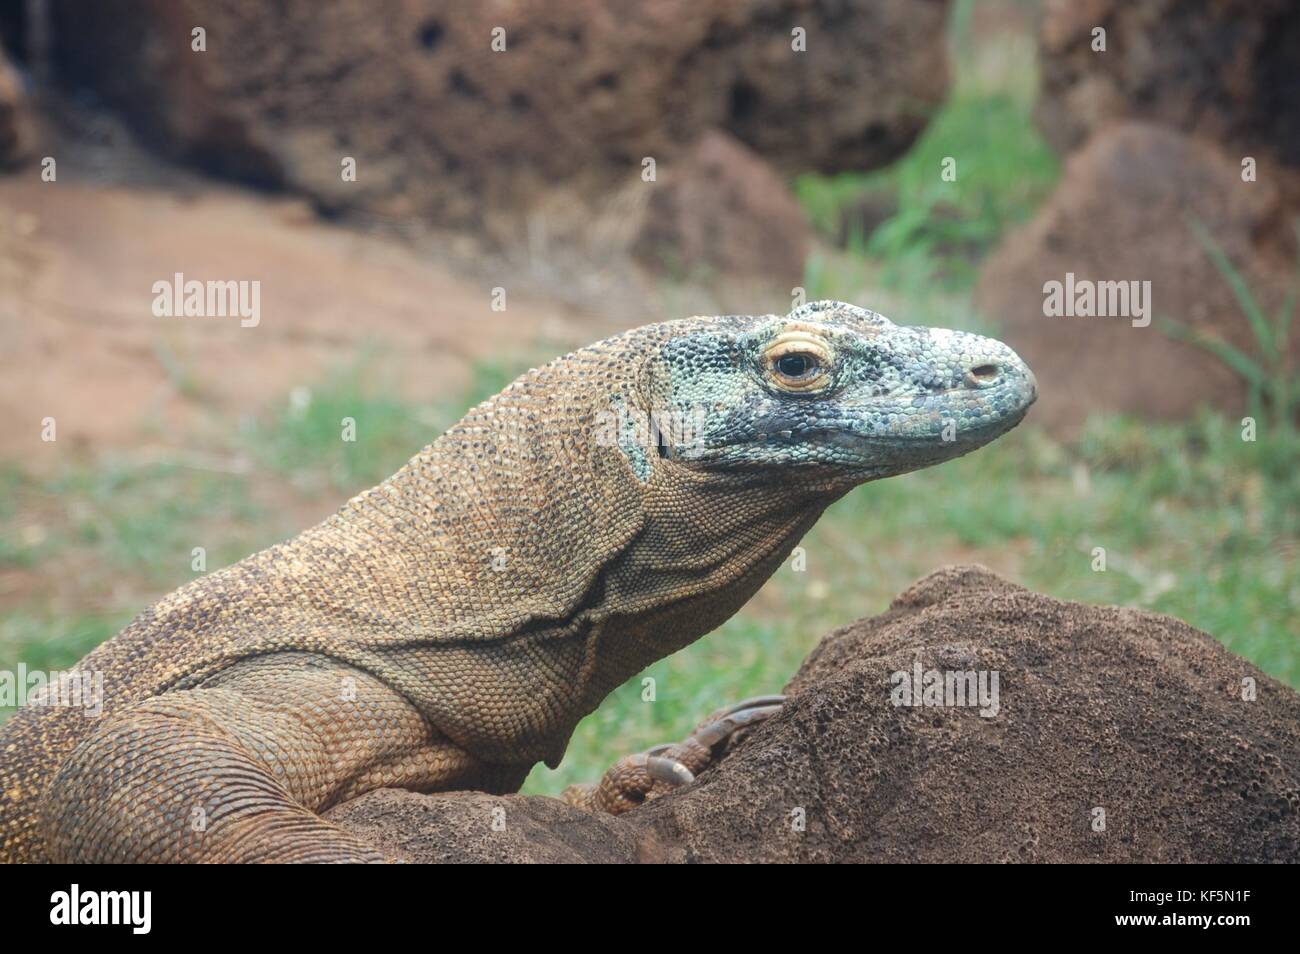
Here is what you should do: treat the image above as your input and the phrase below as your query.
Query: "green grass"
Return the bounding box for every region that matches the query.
[1160,219,1298,439]
[244,362,445,492]
[243,352,539,492]
[796,0,1058,297]
[0,613,128,678]
[59,464,260,580]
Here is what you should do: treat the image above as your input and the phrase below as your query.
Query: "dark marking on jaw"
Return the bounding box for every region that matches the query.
[652,417,673,460]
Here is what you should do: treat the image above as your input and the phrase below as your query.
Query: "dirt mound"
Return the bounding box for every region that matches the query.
[633,131,811,283]
[329,566,1300,862]
[43,0,947,237]
[326,790,642,864]
[976,122,1297,432]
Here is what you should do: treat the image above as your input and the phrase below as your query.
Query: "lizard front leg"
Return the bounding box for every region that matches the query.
[563,695,785,814]
[42,654,486,863]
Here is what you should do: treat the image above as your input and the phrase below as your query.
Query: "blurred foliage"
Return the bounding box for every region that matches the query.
[1160,219,1298,444]
[243,357,445,491]
[796,0,1058,293]
[240,351,538,492]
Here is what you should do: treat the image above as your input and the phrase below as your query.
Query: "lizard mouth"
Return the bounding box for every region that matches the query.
[672,408,1029,469]
[854,405,1032,446]
[801,389,1034,449]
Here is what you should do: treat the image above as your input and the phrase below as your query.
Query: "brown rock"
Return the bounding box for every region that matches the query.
[330,565,1300,863]
[975,122,1297,432]
[707,0,952,175]
[48,0,949,229]
[632,131,812,282]
[1035,0,1300,166]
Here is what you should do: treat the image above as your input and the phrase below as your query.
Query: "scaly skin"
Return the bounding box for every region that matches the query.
[0,300,1035,862]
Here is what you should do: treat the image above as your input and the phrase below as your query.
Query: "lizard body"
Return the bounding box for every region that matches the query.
[0,301,1035,862]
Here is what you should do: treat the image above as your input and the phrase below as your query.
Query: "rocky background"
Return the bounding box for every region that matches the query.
[7,0,948,285]
[978,0,1300,430]
[4,0,1298,434]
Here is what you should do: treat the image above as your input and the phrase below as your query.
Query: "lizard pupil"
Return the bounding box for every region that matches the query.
[776,353,814,378]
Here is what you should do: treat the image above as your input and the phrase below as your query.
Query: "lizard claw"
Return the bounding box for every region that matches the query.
[562,695,785,815]
[560,749,695,815]
[691,694,786,752]
[707,694,788,719]
[644,754,696,786]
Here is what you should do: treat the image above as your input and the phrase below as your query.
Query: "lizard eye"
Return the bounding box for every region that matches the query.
[776,353,816,378]
[764,331,832,392]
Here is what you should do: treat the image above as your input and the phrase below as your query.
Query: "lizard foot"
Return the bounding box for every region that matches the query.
[561,695,785,815]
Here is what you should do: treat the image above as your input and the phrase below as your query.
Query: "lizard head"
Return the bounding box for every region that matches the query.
[644,300,1036,487]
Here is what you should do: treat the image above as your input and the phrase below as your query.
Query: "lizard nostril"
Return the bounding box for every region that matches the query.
[965,363,1001,388]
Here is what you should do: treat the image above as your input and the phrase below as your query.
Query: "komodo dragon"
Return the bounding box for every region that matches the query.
[0,300,1035,862]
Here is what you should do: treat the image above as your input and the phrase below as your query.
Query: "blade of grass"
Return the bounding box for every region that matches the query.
[1157,318,1267,389]
[1188,218,1274,355]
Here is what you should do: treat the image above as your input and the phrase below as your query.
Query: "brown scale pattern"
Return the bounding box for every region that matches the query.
[0,316,842,862]
[0,305,1033,861]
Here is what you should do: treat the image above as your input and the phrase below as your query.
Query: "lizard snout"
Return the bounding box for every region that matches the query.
[963,361,1003,389]
[955,343,1037,413]
[961,360,1037,403]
